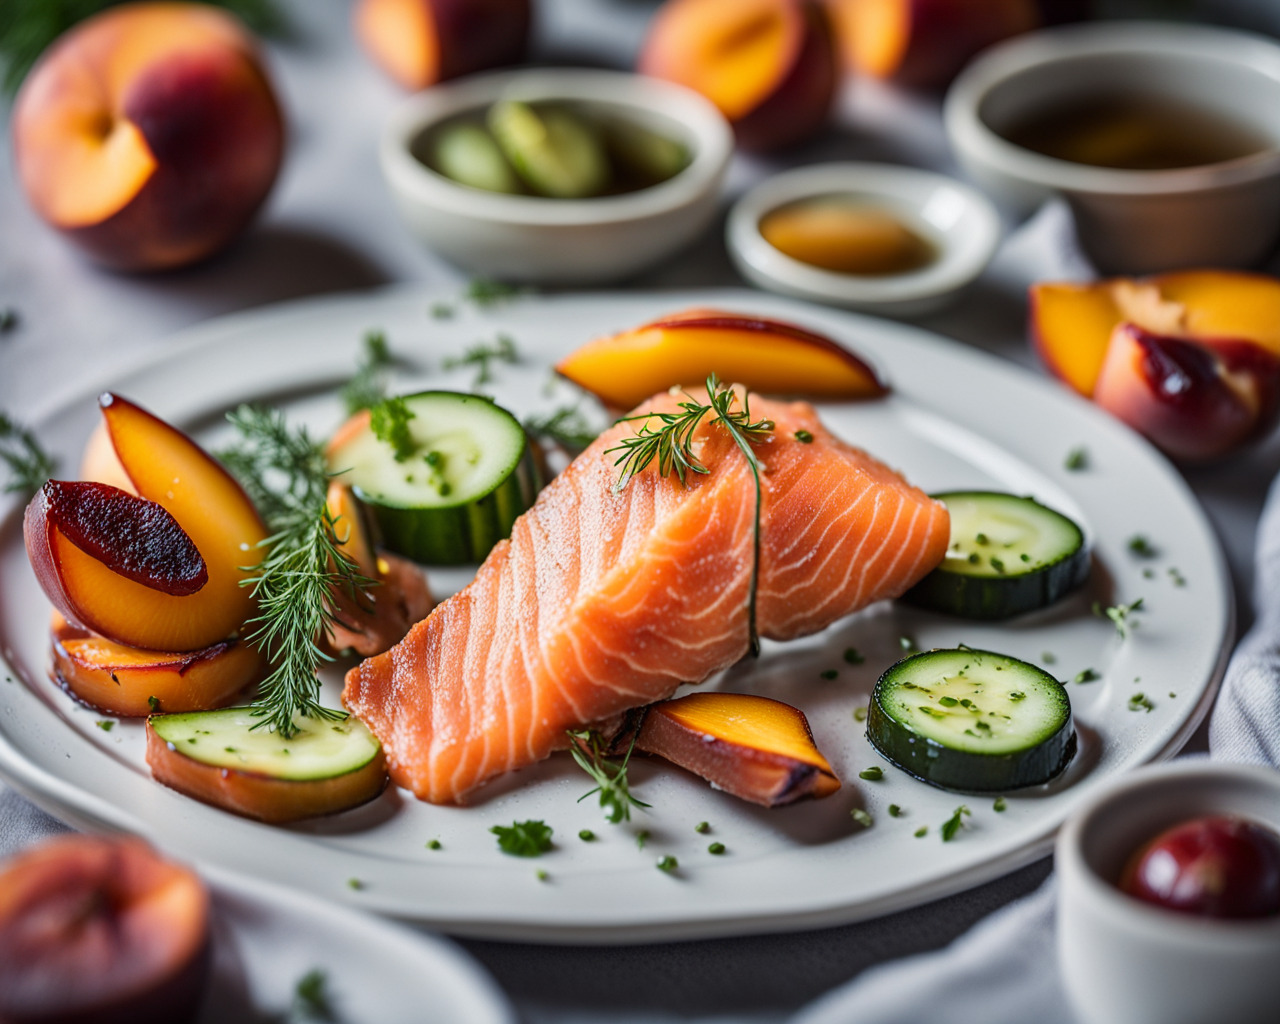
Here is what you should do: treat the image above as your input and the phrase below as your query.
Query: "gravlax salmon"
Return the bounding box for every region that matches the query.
[343,388,949,804]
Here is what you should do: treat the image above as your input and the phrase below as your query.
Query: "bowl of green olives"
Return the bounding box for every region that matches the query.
[381,67,734,285]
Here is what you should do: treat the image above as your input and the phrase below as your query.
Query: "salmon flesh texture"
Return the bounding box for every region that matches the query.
[342,389,950,804]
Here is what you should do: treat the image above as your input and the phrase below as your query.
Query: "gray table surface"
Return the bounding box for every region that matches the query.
[3,2,1279,1021]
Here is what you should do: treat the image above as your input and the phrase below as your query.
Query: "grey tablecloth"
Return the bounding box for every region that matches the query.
[4,2,1280,1022]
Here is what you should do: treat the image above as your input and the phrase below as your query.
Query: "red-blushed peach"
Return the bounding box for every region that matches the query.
[0,835,210,1024]
[11,3,284,271]
[1092,323,1280,463]
[638,0,838,151]
[354,0,531,90]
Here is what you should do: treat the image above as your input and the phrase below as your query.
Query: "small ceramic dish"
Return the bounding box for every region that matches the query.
[1057,760,1280,1024]
[380,67,733,285]
[725,162,1000,318]
[945,22,1280,274]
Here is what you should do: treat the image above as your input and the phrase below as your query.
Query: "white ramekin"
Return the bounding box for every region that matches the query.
[380,67,734,285]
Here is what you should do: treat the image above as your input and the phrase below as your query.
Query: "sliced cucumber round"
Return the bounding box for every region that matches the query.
[903,492,1089,620]
[329,392,541,565]
[150,707,381,781]
[867,648,1075,792]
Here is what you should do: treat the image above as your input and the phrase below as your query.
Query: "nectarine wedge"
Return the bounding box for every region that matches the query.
[632,692,841,807]
[51,611,264,718]
[556,309,887,409]
[0,835,210,1024]
[639,0,838,151]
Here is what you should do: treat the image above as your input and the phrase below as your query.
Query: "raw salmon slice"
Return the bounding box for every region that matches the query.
[343,388,949,804]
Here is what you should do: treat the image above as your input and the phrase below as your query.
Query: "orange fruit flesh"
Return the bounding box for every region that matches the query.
[655,692,835,773]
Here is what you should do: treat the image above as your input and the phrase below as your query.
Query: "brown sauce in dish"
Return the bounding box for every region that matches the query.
[760,198,936,276]
[1001,95,1268,171]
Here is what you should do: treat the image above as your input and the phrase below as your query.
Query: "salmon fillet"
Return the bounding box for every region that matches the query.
[343,389,949,804]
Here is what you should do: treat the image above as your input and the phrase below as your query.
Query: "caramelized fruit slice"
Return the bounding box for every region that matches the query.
[0,835,210,1024]
[556,308,887,409]
[146,707,389,823]
[634,692,840,807]
[51,611,264,717]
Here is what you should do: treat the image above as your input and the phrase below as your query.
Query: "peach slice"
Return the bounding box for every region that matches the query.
[324,482,434,657]
[639,0,838,151]
[826,0,1039,88]
[354,0,531,90]
[1030,271,1280,397]
[632,692,840,807]
[50,611,264,718]
[555,309,887,409]
[79,420,135,493]
[11,3,284,271]
[1093,323,1280,463]
[0,835,210,1024]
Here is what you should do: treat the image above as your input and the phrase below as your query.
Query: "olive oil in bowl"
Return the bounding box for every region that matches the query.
[1000,94,1269,171]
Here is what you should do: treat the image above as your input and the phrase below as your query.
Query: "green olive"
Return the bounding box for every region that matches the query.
[487,100,608,199]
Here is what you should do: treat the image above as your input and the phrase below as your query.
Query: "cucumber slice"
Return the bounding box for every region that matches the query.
[903,492,1089,620]
[329,392,540,565]
[488,100,609,199]
[434,122,522,194]
[867,648,1075,792]
[150,707,381,781]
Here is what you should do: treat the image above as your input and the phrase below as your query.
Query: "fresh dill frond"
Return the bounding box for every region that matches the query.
[219,405,375,739]
[443,334,518,387]
[370,396,417,461]
[1094,597,1144,639]
[290,968,337,1023]
[524,405,599,451]
[941,804,971,842]
[341,329,393,415]
[567,728,650,824]
[466,278,525,307]
[0,0,288,94]
[491,820,553,857]
[606,375,774,654]
[0,412,56,495]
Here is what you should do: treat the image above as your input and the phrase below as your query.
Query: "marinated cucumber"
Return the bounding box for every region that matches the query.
[150,707,381,781]
[488,100,609,199]
[329,392,540,565]
[867,648,1075,792]
[904,492,1089,620]
[434,122,522,194]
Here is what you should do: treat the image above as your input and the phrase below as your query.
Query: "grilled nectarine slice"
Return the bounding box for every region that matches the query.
[1093,323,1280,463]
[0,835,210,1024]
[632,692,840,807]
[556,309,887,409]
[50,611,264,718]
[639,0,838,151]
[146,708,388,823]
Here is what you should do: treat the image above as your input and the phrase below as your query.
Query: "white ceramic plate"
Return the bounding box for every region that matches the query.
[198,866,513,1024]
[0,288,1231,943]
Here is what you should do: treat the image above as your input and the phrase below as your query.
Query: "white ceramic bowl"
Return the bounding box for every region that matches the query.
[1057,761,1280,1024]
[945,22,1280,274]
[380,68,733,285]
[725,162,1000,318]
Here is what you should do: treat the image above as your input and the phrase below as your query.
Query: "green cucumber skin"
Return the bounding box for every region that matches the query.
[903,546,1090,620]
[903,492,1090,620]
[866,650,1076,793]
[359,443,540,565]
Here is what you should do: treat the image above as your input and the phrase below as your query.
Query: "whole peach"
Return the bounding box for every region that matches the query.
[12,3,285,272]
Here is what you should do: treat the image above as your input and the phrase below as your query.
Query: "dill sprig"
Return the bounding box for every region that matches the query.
[567,728,650,824]
[443,334,518,387]
[524,405,599,451]
[0,412,55,495]
[606,375,774,653]
[219,405,375,738]
[0,0,287,94]
[341,329,393,415]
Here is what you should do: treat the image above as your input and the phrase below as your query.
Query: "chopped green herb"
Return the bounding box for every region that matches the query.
[656,855,678,873]
[859,766,884,781]
[370,396,417,462]
[430,301,455,319]
[1009,691,1025,701]
[1064,447,1088,471]
[938,696,959,707]
[291,967,336,1022]
[850,808,873,828]
[820,669,838,680]
[843,647,865,665]
[1169,691,1177,699]
[524,405,599,451]
[1143,568,1156,579]
[426,839,442,850]
[1095,597,1144,638]
[579,829,596,842]
[968,552,980,564]
[1168,567,1186,587]
[491,820,554,857]
[794,429,814,443]
[567,728,650,823]
[147,696,160,713]
[635,830,650,850]
[0,412,56,495]
[888,804,902,817]
[444,333,518,387]
[708,842,726,855]
[94,720,114,732]
[975,532,988,545]
[347,877,363,890]
[1128,692,1154,713]
[854,706,868,722]
[1127,535,1157,558]
[341,329,393,414]
[941,805,971,842]
[537,869,549,882]
[993,797,1007,812]
[1073,668,1099,684]
[694,821,710,834]
[990,557,1005,573]
[0,308,18,332]
[914,826,928,838]
[466,278,524,307]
